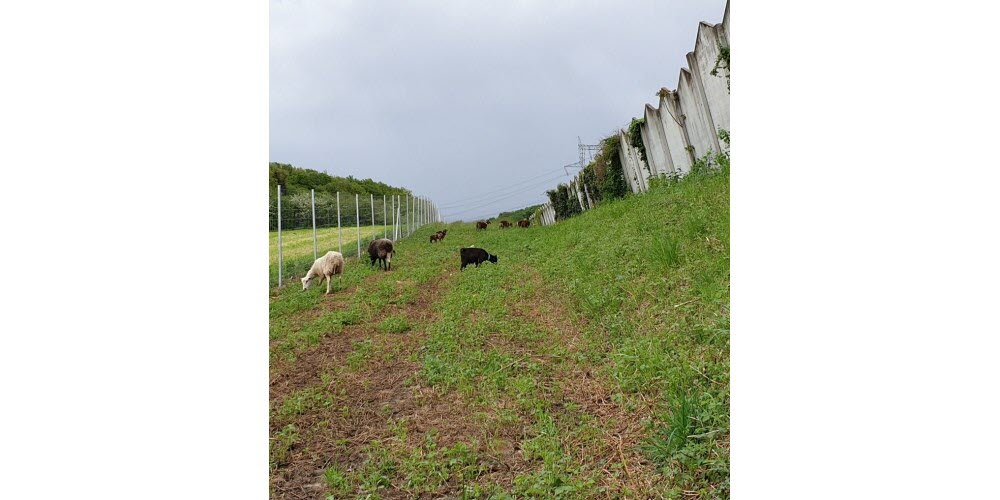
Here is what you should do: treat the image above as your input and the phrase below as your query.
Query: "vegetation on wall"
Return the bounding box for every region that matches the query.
[628,117,648,167]
[711,44,730,91]
[554,183,585,220]
[597,134,630,202]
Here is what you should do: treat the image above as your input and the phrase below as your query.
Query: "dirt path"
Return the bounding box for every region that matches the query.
[270,261,668,498]
[480,265,664,495]
[270,268,495,499]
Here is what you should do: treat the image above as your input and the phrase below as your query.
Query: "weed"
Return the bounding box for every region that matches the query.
[270,424,298,469]
[378,315,412,334]
[347,339,374,370]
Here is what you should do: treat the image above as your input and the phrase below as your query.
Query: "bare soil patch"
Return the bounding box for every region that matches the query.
[270,270,506,499]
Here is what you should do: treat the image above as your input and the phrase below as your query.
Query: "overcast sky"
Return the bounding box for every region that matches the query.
[270,0,727,221]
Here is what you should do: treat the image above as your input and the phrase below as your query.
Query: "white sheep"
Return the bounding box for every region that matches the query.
[301,251,345,294]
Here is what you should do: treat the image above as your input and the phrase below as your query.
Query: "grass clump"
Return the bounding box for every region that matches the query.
[378,314,412,334]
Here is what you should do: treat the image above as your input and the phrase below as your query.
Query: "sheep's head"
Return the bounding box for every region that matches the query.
[301,275,313,290]
[489,254,498,264]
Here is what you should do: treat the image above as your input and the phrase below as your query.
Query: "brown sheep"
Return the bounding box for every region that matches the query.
[367,238,395,271]
[499,220,511,228]
[476,221,488,230]
[430,229,447,243]
[518,219,531,228]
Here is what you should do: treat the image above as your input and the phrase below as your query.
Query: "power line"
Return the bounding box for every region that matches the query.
[437,172,568,210]
[440,188,554,219]
[436,167,566,208]
[439,174,569,216]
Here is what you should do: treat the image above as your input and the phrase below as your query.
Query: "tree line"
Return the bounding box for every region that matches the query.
[269,162,411,201]
[269,162,414,231]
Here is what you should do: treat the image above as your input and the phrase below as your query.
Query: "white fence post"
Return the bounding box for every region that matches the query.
[383,194,387,239]
[277,185,282,286]
[370,193,376,241]
[355,193,361,259]
[311,189,317,261]
[406,195,410,236]
[337,191,342,254]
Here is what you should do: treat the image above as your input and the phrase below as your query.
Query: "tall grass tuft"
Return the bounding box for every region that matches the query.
[651,236,681,269]
[642,393,695,466]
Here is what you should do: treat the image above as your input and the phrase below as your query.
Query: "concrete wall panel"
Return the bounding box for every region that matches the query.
[641,104,673,176]
[658,92,693,173]
[692,22,730,134]
[677,68,718,159]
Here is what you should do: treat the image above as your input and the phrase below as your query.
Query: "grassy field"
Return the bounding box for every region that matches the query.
[270,225,402,287]
[269,165,729,498]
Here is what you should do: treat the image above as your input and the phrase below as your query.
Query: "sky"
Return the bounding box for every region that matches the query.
[270,0,727,222]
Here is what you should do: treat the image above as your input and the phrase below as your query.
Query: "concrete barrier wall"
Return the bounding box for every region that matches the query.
[641,104,673,176]
[618,129,650,194]
[691,22,729,135]
[645,0,729,176]
[677,67,720,159]
[537,1,729,221]
[540,202,556,226]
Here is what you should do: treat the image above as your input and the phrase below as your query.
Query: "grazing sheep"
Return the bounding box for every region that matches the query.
[499,220,511,228]
[301,251,345,294]
[517,219,531,228]
[430,229,448,243]
[460,247,498,270]
[476,221,488,230]
[368,238,395,271]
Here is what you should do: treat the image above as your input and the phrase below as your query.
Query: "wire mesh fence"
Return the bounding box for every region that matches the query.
[269,189,440,288]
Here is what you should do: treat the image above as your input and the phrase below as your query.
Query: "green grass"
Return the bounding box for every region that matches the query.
[378,314,412,334]
[270,164,729,497]
[269,225,402,287]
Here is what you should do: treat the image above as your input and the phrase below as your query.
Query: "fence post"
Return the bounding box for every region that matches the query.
[390,195,395,240]
[311,189,317,261]
[406,195,410,237]
[337,192,342,255]
[370,193,376,241]
[355,193,361,259]
[277,185,282,286]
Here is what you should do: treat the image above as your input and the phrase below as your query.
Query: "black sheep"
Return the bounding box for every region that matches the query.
[460,247,498,270]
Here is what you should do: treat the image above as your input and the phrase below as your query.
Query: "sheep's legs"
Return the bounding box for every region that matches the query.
[325,275,331,295]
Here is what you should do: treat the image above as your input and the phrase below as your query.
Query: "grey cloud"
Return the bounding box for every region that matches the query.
[271,0,727,221]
